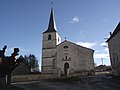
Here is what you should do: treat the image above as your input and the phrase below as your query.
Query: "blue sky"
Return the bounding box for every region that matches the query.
[0,0,120,70]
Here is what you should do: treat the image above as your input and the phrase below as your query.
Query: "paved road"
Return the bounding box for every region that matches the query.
[13,75,120,90]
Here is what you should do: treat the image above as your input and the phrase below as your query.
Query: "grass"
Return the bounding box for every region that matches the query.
[7,85,25,90]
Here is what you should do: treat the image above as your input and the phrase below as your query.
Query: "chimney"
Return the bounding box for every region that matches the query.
[110,32,112,36]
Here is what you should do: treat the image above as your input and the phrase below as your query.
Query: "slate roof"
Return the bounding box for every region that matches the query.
[43,8,57,33]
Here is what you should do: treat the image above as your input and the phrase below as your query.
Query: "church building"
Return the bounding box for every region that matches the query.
[41,8,95,77]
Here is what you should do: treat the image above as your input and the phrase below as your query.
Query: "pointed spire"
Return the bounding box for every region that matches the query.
[44,7,57,33]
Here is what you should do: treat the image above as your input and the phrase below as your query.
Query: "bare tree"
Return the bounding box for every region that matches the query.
[23,54,39,72]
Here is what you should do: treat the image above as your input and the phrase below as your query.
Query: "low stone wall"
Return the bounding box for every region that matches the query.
[12,71,96,83]
[70,71,95,77]
[12,74,57,83]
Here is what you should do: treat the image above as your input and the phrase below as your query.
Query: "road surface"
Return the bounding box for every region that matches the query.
[13,75,120,90]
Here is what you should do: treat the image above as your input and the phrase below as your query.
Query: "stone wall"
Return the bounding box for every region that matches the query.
[57,40,94,75]
[11,70,96,83]
[12,74,58,83]
[108,29,120,76]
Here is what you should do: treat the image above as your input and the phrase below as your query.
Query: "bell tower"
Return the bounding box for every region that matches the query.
[41,8,61,74]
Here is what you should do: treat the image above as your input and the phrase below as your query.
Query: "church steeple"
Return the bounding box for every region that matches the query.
[44,8,57,33]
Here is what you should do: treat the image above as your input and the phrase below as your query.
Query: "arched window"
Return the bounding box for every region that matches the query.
[48,34,51,40]
[65,56,67,60]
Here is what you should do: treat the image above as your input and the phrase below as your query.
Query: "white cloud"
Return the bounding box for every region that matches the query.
[100,42,109,53]
[76,41,96,48]
[94,53,109,59]
[95,50,99,53]
[100,42,107,46]
[94,42,109,59]
[104,48,109,53]
[70,16,80,23]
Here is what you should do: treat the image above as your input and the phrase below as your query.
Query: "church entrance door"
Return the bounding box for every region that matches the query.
[64,63,69,76]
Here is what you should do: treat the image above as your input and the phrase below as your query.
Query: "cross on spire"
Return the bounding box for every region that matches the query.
[51,1,53,7]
